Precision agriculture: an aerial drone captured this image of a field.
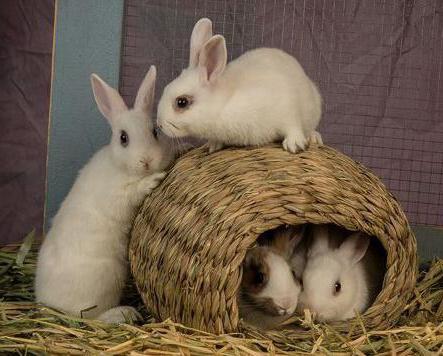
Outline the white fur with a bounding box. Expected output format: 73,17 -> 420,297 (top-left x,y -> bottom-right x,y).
157,18 -> 322,153
35,66 -> 171,323
259,252 -> 300,315
298,226 -> 370,321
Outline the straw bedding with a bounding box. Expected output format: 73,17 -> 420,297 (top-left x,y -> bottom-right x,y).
0,238 -> 441,355
130,144 -> 418,334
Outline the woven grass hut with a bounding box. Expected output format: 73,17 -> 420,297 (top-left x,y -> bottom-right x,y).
129,144 -> 417,334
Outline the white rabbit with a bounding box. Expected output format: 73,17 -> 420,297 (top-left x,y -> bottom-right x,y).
239,225 -> 304,330
35,66 -> 171,323
157,18 -> 323,154
298,225 -> 384,322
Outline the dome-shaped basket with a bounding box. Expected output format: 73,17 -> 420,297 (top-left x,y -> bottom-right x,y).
129,144 -> 417,334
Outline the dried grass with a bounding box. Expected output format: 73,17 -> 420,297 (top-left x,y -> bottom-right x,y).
0,236 -> 441,355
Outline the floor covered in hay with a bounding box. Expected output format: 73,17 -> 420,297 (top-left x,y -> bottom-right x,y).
0,235 -> 442,355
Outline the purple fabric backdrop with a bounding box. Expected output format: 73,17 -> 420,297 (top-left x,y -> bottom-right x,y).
0,0 -> 55,244
120,0 -> 443,226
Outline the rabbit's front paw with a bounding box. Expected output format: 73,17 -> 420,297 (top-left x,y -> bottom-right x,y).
308,131 -> 323,146
139,172 -> 166,194
150,171 -> 167,183
282,130 -> 307,153
97,306 -> 142,324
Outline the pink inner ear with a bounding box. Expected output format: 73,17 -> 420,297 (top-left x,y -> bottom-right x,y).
205,43 -> 221,79
199,36 -> 226,83
353,235 -> 370,263
92,81 -> 111,118
341,233 -> 370,264
91,75 -> 128,123
134,66 -> 156,114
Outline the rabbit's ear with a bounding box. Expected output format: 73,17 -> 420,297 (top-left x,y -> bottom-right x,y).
339,233 -> 370,265
198,35 -> 227,83
134,65 -> 156,114
190,18 -> 213,67
270,225 -> 304,260
90,74 -> 127,124
309,225 -> 329,257
287,225 -> 305,251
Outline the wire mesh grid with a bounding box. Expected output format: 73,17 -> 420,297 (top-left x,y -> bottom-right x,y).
120,0 -> 443,226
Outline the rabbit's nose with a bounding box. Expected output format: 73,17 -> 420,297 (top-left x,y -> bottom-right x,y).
141,160 -> 150,170
279,299 -> 296,314
277,307 -> 287,315
277,306 -> 293,316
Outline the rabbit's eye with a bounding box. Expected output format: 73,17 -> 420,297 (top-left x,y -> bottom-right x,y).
152,127 -> 158,139
175,95 -> 192,110
120,130 -> 129,147
291,270 -> 297,280
334,281 -> 341,295
254,272 -> 265,286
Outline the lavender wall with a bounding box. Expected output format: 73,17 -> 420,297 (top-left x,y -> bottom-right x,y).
0,0 -> 55,244
120,0 -> 443,227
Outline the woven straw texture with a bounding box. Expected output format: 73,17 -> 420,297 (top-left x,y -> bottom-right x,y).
129,144 -> 417,334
